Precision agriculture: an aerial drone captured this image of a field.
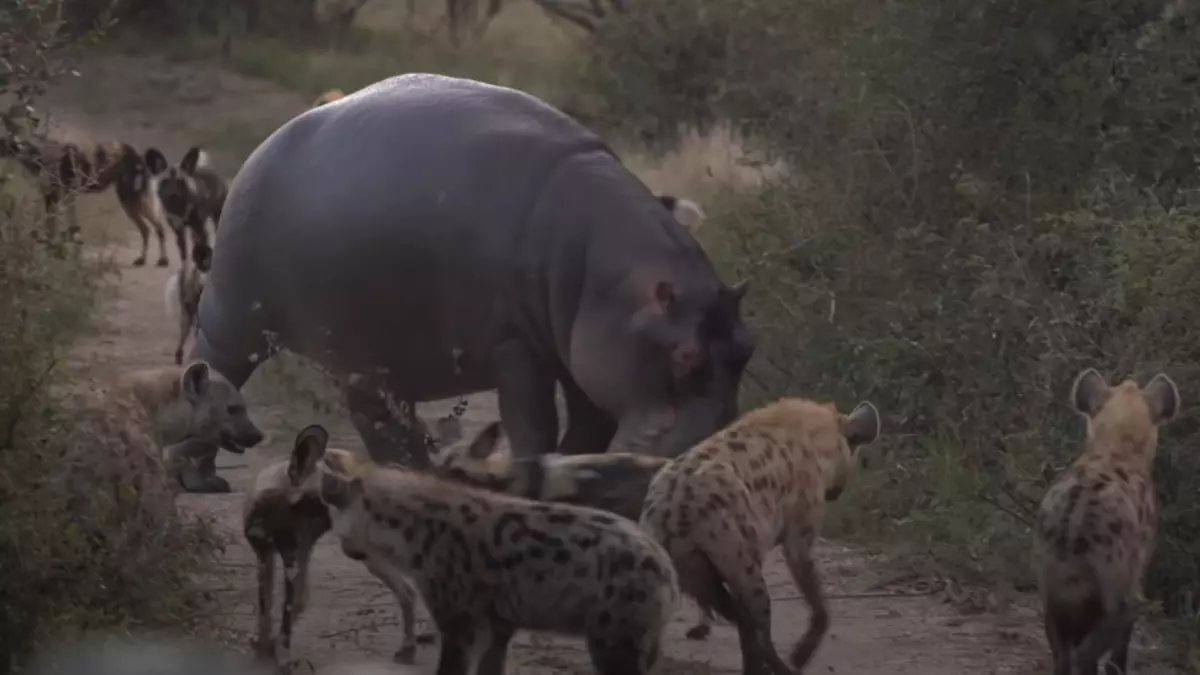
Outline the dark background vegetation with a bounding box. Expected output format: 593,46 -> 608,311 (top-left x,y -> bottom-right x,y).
4,0 -> 1199,668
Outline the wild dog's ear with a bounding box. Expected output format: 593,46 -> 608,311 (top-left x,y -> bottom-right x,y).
180,147 -> 207,174
1071,368 -> 1111,418
180,361 -> 212,404
435,415 -> 464,446
466,421 -> 505,460
289,424 -> 330,485
144,148 -> 169,175
1143,373 -> 1181,425
842,401 -> 881,449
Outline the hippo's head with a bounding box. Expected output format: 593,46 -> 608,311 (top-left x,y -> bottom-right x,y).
573,272 -> 755,458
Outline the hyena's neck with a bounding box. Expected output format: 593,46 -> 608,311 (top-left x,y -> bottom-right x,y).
1079,428 -> 1157,477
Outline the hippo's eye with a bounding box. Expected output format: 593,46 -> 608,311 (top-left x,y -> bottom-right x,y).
227,404 -> 246,415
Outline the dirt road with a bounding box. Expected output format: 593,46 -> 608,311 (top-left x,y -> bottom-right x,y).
41,51 -> 1182,675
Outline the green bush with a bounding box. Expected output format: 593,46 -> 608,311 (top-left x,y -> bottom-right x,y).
579,0 -> 1200,636
0,4 -> 223,671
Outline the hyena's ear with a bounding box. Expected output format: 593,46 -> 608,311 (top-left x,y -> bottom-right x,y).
144,148 -> 169,175
289,424 -> 330,485
841,401 -> 881,449
180,361 -> 212,404
1071,368 -> 1111,418
466,420 -> 505,460
1143,373 -> 1181,425
317,456 -> 362,509
180,147 -> 208,174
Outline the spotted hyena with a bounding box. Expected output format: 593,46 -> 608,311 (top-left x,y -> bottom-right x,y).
297,430 -> 680,675
244,425 -> 429,670
428,420 -> 721,639
640,397 -> 882,675
1034,368 -> 1181,675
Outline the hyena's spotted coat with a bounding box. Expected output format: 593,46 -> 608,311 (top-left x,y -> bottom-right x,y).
243,426 -> 426,670
429,420 -> 719,639
640,397 -> 882,675
302,439 -> 680,675
1034,368 -> 1181,675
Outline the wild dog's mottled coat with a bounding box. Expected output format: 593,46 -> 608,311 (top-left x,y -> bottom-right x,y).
165,242 -> 214,365
243,426 -> 425,669
305,441 -> 680,675
1034,368 -> 1180,675
640,397 -> 882,675
145,147 -> 228,268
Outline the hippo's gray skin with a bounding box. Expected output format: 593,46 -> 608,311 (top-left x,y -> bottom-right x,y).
192,73 -> 755,468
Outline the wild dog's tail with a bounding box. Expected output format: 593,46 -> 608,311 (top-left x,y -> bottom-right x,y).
164,271 -> 182,321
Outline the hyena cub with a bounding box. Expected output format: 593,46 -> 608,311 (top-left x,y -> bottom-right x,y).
145,146 -> 227,268
244,426 -> 428,670
641,397 -> 882,675
165,241 -> 213,365
1034,368 -> 1181,675
430,421 -> 717,640
113,361 -> 265,493
301,433 -> 681,675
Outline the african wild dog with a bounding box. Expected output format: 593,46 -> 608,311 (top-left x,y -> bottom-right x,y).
145,146 -> 227,269
243,425 -> 431,670
109,361 -> 265,494
299,429 -> 681,675
0,136 -> 158,254
1034,368 -> 1181,675
640,397 -> 882,675
165,241 -> 214,366
312,89 -> 346,108
429,420 -> 718,640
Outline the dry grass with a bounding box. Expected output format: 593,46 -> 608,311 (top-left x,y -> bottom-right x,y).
619,123 -> 787,201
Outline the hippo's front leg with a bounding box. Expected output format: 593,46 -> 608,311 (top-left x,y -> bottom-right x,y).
557,375 -> 616,456
345,384 -> 432,468
494,335 -> 559,458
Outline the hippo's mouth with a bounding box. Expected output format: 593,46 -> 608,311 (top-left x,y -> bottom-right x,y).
220,432 -> 247,455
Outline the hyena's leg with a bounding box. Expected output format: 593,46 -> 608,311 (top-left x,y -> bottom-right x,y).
432,613 -> 475,675
1044,601 -> 1071,675
587,636 -> 649,675
365,559 -> 422,663
473,621 -> 515,675
1105,616 -> 1136,675
781,527 -> 829,670
121,201 -> 151,267
179,449 -> 232,494
686,605 -> 715,640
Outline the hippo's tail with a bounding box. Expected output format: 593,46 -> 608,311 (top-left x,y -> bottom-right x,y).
164,271 -> 182,321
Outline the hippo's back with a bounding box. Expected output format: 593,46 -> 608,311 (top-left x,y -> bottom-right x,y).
204,74 -> 613,384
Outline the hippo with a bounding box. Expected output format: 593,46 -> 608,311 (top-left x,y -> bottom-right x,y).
191,73 -> 755,470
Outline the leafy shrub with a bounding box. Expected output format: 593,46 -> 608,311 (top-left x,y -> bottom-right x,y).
0,4 -> 223,671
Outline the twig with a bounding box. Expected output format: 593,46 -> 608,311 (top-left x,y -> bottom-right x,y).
773,589 -> 937,602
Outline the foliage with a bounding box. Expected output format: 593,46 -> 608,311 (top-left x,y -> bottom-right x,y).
581,0 -> 1200,638
0,3 -> 223,672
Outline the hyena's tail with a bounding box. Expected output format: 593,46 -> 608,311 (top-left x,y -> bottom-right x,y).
164,271 -> 182,321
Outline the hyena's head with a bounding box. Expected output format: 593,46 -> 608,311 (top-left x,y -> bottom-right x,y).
1070,368 -> 1180,452
775,398 -> 880,502
145,146 -> 208,220
178,361 -> 265,454
428,420 -> 515,490
311,444 -> 371,559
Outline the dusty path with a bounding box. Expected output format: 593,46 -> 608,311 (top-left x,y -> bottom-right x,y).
40,51 -> 1183,675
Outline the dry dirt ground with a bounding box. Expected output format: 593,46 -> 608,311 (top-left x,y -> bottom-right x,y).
37,52 -> 1185,675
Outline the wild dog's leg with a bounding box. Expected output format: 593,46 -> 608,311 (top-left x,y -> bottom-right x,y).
781,525 -> 829,669
148,212 -> 170,267
473,621 -> 514,675
277,546 -> 300,667
494,334 -> 559,459
686,606 -> 714,641
557,373 -> 616,456
345,381 -> 430,469
246,536 -> 277,660
122,201 -> 151,267
174,289 -> 193,365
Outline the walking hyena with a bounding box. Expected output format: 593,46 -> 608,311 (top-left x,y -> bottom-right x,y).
429,420 -> 718,639
109,361 -> 265,492
1034,368 -> 1181,675
243,425 -> 432,670
640,396 -> 882,675
298,430 -> 681,675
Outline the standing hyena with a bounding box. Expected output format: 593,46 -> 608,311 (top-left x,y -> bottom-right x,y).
294,431 -> 680,675
1034,368 -> 1181,675
640,396 -> 882,675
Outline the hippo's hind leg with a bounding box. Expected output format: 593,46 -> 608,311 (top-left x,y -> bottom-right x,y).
345,382 -> 432,469
557,374 -> 616,456
493,334 -> 560,459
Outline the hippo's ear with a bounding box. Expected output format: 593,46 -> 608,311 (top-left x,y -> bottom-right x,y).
144,148 -> 169,175
289,424 -> 330,485
466,421 -> 505,460
180,361 -> 212,404
1070,368 -> 1111,418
